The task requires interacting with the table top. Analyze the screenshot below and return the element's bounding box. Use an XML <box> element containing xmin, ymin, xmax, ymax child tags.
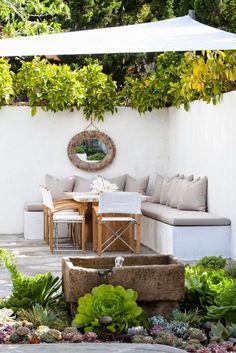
<box><xmin>65</xmin><ymin>192</ymin><xmax>150</xmax><ymax>202</ymax></box>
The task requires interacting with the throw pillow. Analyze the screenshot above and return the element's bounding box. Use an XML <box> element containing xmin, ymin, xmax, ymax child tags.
<box><xmin>159</xmin><ymin>174</ymin><xmax>179</xmax><ymax>205</ymax></box>
<box><xmin>45</xmin><ymin>174</ymin><xmax>74</xmax><ymax>199</ymax></box>
<box><xmin>177</xmin><ymin>176</ymin><xmax>207</xmax><ymax>212</ymax></box>
<box><xmin>151</xmin><ymin>175</ymin><xmax>164</xmax><ymax>203</ymax></box>
<box><xmin>99</xmin><ymin>174</ymin><xmax>127</xmax><ymax>191</ymax></box>
<box><xmin>125</xmin><ymin>175</ymin><xmax>149</xmax><ymax>194</ymax></box>
<box><xmin>166</xmin><ymin>175</ymin><xmax>184</xmax><ymax>206</ymax></box>
<box><xmin>73</xmin><ymin>176</ymin><xmax>93</xmax><ymax>192</ymax></box>
<box><xmin>169</xmin><ymin>174</ymin><xmax>194</xmax><ymax>208</ymax></box>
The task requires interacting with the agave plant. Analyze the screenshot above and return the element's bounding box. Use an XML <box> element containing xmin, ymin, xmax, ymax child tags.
<box><xmin>72</xmin><ymin>284</ymin><xmax>145</xmax><ymax>333</ymax></box>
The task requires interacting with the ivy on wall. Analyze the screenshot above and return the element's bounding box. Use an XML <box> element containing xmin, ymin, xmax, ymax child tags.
<box><xmin>0</xmin><ymin>52</ymin><xmax>235</xmax><ymax>120</ymax></box>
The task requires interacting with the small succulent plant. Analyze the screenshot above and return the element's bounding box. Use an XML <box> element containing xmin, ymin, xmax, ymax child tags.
<box><xmin>127</xmin><ymin>326</ymin><xmax>148</xmax><ymax>336</ymax></box>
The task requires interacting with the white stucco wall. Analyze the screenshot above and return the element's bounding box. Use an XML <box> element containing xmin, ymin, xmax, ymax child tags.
<box><xmin>168</xmin><ymin>91</ymin><xmax>236</xmax><ymax>258</ymax></box>
<box><xmin>1</xmin><ymin>91</ymin><xmax>236</xmax><ymax>258</ymax></box>
<box><xmin>0</xmin><ymin>106</ymin><xmax>168</xmax><ymax>234</ymax></box>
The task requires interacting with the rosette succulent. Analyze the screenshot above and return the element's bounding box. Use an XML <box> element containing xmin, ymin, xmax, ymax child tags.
<box><xmin>72</xmin><ymin>284</ymin><xmax>144</xmax><ymax>333</ymax></box>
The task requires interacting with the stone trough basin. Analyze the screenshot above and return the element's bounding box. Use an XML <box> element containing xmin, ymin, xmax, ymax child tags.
<box><xmin>62</xmin><ymin>254</ymin><xmax>185</xmax><ymax>316</ymax></box>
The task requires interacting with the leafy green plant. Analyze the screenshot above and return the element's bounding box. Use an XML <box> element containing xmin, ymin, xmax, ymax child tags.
<box><xmin>0</xmin><ymin>59</ymin><xmax>15</xmax><ymax>106</ymax></box>
<box><xmin>15</xmin><ymin>58</ymin><xmax>84</xmax><ymax>116</ymax></box>
<box><xmin>17</xmin><ymin>304</ymin><xmax>69</xmax><ymax>330</ymax></box>
<box><xmin>182</xmin><ymin>266</ymin><xmax>234</xmax><ymax>313</ymax></box>
<box><xmin>0</xmin><ymin>248</ymin><xmax>65</xmax><ymax>313</ymax></box>
<box><xmin>207</xmin><ymin>284</ymin><xmax>236</xmax><ymax>323</ymax></box>
<box><xmin>0</xmin><ymin>0</ymin><xmax>70</xmax><ymax>37</ymax></box>
<box><xmin>76</xmin><ymin>64</ymin><xmax>117</xmax><ymax>121</ymax></box>
<box><xmin>197</xmin><ymin>256</ymin><xmax>227</xmax><ymax>270</ymax></box>
<box><xmin>72</xmin><ymin>284</ymin><xmax>146</xmax><ymax>333</ymax></box>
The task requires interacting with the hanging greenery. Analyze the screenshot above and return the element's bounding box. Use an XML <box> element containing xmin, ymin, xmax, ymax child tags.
<box><xmin>0</xmin><ymin>59</ymin><xmax>15</xmax><ymax>106</ymax></box>
<box><xmin>0</xmin><ymin>52</ymin><xmax>235</xmax><ymax>119</ymax></box>
<box><xmin>121</xmin><ymin>50</ymin><xmax>236</xmax><ymax>113</ymax></box>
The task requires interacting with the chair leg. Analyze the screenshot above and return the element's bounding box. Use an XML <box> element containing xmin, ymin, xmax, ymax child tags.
<box><xmin>136</xmin><ymin>215</ymin><xmax>141</xmax><ymax>254</ymax></box>
<box><xmin>44</xmin><ymin>207</ymin><xmax>49</xmax><ymax>243</ymax></box>
<box><xmin>97</xmin><ymin>216</ymin><xmax>102</xmax><ymax>256</ymax></box>
<box><xmin>49</xmin><ymin>215</ymin><xmax>54</xmax><ymax>254</ymax></box>
<box><xmin>81</xmin><ymin>217</ymin><xmax>85</xmax><ymax>251</ymax></box>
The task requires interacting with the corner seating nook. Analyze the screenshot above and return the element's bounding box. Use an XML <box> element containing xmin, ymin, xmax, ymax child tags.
<box><xmin>24</xmin><ymin>174</ymin><xmax>231</xmax><ymax>260</ymax></box>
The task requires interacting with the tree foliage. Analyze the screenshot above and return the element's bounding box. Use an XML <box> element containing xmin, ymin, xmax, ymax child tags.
<box><xmin>121</xmin><ymin>50</ymin><xmax>236</xmax><ymax>113</ymax></box>
<box><xmin>14</xmin><ymin>58</ymin><xmax>117</xmax><ymax>120</ymax></box>
<box><xmin>0</xmin><ymin>58</ymin><xmax>15</xmax><ymax>105</ymax></box>
<box><xmin>0</xmin><ymin>0</ymin><xmax>70</xmax><ymax>37</ymax></box>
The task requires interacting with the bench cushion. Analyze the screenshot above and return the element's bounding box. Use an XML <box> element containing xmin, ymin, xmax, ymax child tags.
<box><xmin>24</xmin><ymin>202</ymin><xmax>44</xmax><ymax>212</ymax></box>
<box><xmin>141</xmin><ymin>202</ymin><xmax>230</xmax><ymax>226</ymax></box>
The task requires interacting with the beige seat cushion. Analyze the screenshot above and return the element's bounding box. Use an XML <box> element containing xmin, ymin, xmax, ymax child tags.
<box><xmin>45</xmin><ymin>174</ymin><xmax>74</xmax><ymax>199</ymax></box>
<box><xmin>151</xmin><ymin>175</ymin><xmax>164</xmax><ymax>203</ymax></box>
<box><xmin>177</xmin><ymin>177</ymin><xmax>207</xmax><ymax>212</ymax></box>
<box><xmin>73</xmin><ymin>176</ymin><xmax>93</xmax><ymax>192</ymax></box>
<box><xmin>141</xmin><ymin>202</ymin><xmax>230</xmax><ymax>226</ymax></box>
<box><xmin>24</xmin><ymin>202</ymin><xmax>44</xmax><ymax>212</ymax></box>
<box><xmin>125</xmin><ymin>175</ymin><xmax>149</xmax><ymax>194</ymax></box>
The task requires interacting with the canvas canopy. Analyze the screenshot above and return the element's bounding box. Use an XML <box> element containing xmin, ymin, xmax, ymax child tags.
<box><xmin>0</xmin><ymin>15</ymin><xmax>236</xmax><ymax>57</ymax></box>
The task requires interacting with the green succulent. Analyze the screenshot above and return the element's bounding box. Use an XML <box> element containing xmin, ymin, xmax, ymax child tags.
<box><xmin>72</xmin><ymin>284</ymin><xmax>145</xmax><ymax>334</ymax></box>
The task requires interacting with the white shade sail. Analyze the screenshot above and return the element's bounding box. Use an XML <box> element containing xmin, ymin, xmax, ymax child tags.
<box><xmin>0</xmin><ymin>15</ymin><xmax>236</xmax><ymax>57</ymax></box>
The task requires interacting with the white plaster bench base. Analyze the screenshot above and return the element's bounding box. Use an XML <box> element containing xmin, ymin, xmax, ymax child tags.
<box><xmin>141</xmin><ymin>216</ymin><xmax>231</xmax><ymax>261</ymax></box>
<box><xmin>24</xmin><ymin>211</ymin><xmax>44</xmax><ymax>240</ymax></box>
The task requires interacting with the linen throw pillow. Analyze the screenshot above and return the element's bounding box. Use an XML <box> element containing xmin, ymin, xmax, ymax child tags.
<box><xmin>73</xmin><ymin>176</ymin><xmax>93</xmax><ymax>192</ymax></box>
<box><xmin>177</xmin><ymin>176</ymin><xmax>207</xmax><ymax>212</ymax></box>
<box><xmin>166</xmin><ymin>175</ymin><xmax>184</xmax><ymax>206</ymax></box>
<box><xmin>125</xmin><ymin>175</ymin><xmax>149</xmax><ymax>194</ymax></box>
<box><xmin>45</xmin><ymin>174</ymin><xmax>74</xmax><ymax>199</ymax></box>
<box><xmin>101</xmin><ymin>175</ymin><xmax>127</xmax><ymax>191</ymax></box>
<box><xmin>151</xmin><ymin>175</ymin><xmax>164</xmax><ymax>203</ymax></box>
<box><xmin>159</xmin><ymin>175</ymin><xmax>179</xmax><ymax>205</ymax></box>
<box><xmin>168</xmin><ymin>174</ymin><xmax>194</xmax><ymax>208</ymax></box>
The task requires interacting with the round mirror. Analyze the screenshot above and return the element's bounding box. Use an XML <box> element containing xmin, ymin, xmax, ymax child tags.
<box><xmin>67</xmin><ymin>131</ymin><xmax>116</xmax><ymax>171</ymax></box>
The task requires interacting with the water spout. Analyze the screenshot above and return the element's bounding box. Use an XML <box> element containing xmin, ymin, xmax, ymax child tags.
<box><xmin>115</xmin><ymin>256</ymin><xmax>124</xmax><ymax>267</ymax></box>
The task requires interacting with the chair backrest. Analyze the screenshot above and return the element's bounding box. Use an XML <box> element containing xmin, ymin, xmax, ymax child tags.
<box><xmin>40</xmin><ymin>186</ymin><xmax>54</xmax><ymax>210</ymax></box>
<box><xmin>98</xmin><ymin>192</ymin><xmax>141</xmax><ymax>214</ymax></box>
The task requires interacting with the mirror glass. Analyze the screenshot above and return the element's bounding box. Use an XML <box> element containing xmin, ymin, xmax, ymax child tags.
<box><xmin>75</xmin><ymin>139</ymin><xmax>108</xmax><ymax>163</ymax></box>
<box><xmin>67</xmin><ymin>131</ymin><xmax>116</xmax><ymax>171</ymax></box>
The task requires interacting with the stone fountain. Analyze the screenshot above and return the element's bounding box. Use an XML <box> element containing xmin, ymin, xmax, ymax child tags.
<box><xmin>62</xmin><ymin>254</ymin><xmax>185</xmax><ymax>316</ymax></box>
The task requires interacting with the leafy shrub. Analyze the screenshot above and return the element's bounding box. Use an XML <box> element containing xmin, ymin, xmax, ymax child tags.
<box><xmin>197</xmin><ymin>256</ymin><xmax>227</xmax><ymax>270</ymax></box>
<box><xmin>207</xmin><ymin>284</ymin><xmax>236</xmax><ymax>323</ymax></box>
<box><xmin>0</xmin><ymin>248</ymin><xmax>65</xmax><ymax>313</ymax></box>
<box><xmin>72</xmin><ymin>284</ymin><xmax>146</xmax><ymax>333</ymax></box>
<box><xmin>0</xmin><ymin>59</ymin><xmax>14</xmax><ymax>106</ymax></box>
<box><xmin>15</xmin><ymin>58</ymin><xmax>84</xmax><ymax>116</ymax></box>
<box><xmin>76</xmin><ymin>64</ymin><xmax>117</xmax><ymax>121</ymax></box>
<box><xmin>182</xmin><ymin>266</ymin><xmax>234</xmax><ymax>313</ymax></box>
<box><xmin>121</xmin><ymin>50</ymin><xmax>236</xmax><ymax>113</ymax></box>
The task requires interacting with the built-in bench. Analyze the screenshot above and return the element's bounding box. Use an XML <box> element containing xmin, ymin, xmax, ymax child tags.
<box><xmin>24</xmin><ymin>202</ymin><xmax>44</xmax><ymax>240</ymax></box>
<box><xmin>141</xmin><ymin>202</ymin><xmax>231</xmax><ymax>261</ymax></box>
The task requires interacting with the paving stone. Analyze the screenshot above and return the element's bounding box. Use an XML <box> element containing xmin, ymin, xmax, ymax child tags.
<box><xmin>0</xmin><ymin>343</ymin><xmax>186</xmax><ymax>353</ymax></box>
